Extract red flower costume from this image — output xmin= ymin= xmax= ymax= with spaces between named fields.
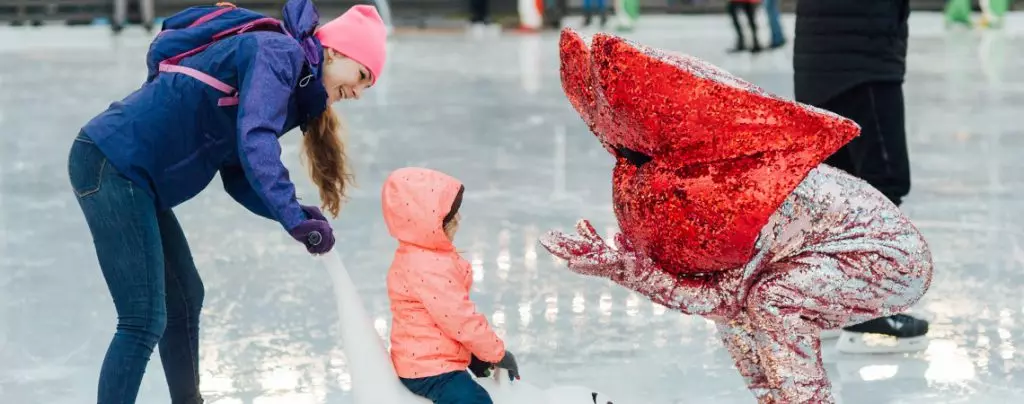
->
xmin=540 ymin=29 xmax=934 ymax=403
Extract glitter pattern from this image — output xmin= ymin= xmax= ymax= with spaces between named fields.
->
xmin=558 ymin=28 xmax=861 ymax=274
xmin=544 ymin=29 xmax=934 ymax=403
xmin=542 ymin=166 xmax=933 ymax=402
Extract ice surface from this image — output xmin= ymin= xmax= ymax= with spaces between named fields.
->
xmin=2 ymin=12 xmax=1024 ymax=404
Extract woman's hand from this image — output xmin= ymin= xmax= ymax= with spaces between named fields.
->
xmin=289 ymin=217 xmax=335 ymax=254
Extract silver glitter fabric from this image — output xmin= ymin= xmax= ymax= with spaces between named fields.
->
xmin=540 ymin=164 xmax=934 ymax=403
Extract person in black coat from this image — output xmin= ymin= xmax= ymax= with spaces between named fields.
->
xmin=469 ymin=0 xmax=490 ymax=25
xmin=793 ymin=0 xmax=931 ymax=353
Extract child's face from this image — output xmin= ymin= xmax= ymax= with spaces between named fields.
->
xmin=444 ymin=213 xmax=461 ymax=241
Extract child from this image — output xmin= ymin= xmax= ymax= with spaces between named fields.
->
xmin=383 ymin=167 xmax=520 ymax=404
xmin=727 ymin=0 xmax=761 ymax=53
xmin=543 ymin=29 xmax=933 ymax=403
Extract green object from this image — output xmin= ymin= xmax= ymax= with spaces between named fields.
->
xmin=945 ymin=0 xmax=973 ymax=26
xmin=988 ymin=0 xmax=1010 ymax=17
xmin=623 ymin=0 xmax=640 ymax=19
xmin=614 ymin=0 xmax=638 ymax=31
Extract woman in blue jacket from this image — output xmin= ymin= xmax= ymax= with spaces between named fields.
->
xmin=67 ymin=1 xmax=387 ymax=402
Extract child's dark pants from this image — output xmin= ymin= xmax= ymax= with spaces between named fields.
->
xmin=401 ymin=370 xmax=493 ymax=404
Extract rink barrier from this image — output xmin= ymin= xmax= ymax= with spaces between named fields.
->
xmin=0 ymin=1 xmax=1008 ymax=28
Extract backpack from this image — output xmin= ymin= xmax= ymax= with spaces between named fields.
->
xmin=145 ymin=2 xmax=291 ymax=107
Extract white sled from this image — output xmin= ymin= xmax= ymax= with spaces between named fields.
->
xmin=319 ymin=251 xmax=617 ymax=404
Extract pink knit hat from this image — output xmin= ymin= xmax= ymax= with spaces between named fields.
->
xmin=315 ymin=5 xmax=387 ymax=85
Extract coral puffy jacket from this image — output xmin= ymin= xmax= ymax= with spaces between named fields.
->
xmin=383 ymin=168 xmax=505 ymax=379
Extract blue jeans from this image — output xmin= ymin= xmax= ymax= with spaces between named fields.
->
xmin=764 ymin=0 xmax=785 ymax=45
xmin=68 ymin=133 xmax=205 ymax=404
xmin=401 ymin=371 xmax=492 ymax=404
xmin=583 ymin=0 xmax=606 ymax=10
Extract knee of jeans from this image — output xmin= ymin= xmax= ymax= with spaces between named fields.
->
xmin=184 ymin=287 xmax=206 ymax=321
xmin=167 ymin=282 xmax=205 ymax=324
xmin=118 ymin=306 xmax=168 ymax=344
xmin=189 ymin=279 xmax=206 ymax=314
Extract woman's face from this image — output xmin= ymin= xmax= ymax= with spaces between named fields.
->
xmin=321 ymin=49 xmax=373 ymax=104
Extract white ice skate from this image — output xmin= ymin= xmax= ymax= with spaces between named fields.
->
xmin=320 ymin=251 xmax=617 ymax=404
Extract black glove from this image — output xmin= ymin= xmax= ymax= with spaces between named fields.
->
xmin=495 ymin=351 xmax=520 ymax=381
xmin=468 ymin=354 xmax=492 ymax=378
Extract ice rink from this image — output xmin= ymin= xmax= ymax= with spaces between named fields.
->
xmin=2 ymin=11 xmax=1024 ymax=404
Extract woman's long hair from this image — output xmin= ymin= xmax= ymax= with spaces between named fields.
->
xmin=302 ymin=108 xmax=353 ymax=218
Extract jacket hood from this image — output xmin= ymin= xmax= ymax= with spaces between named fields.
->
xmin=282 ymin=0 xmax=322 ymax=66
xmin=382 ymin=168 xmax=463 ymax=251
xmin=282 ymin=0 xmax=328 ymax=128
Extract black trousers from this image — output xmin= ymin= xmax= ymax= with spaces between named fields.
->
xmin=819 ymin=81 xmax=911 ymax=206
xmin=728 ymin=2 xmax=759 ymax=49
xmin=469 ymin=0 xmax=489 ymax=23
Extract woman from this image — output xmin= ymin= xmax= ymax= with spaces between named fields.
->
xmin=67 ymin=1 xmax=387 ymax=402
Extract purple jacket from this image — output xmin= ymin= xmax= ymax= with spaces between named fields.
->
xmin=80 ymin=0 xmax=328 ymax=231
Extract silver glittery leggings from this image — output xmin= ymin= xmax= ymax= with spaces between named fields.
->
xmin=716 ymin=164 xmax=933 ymax=403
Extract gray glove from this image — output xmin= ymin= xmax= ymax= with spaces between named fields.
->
xmin=495 ymin=351 xmax=520 ymax=381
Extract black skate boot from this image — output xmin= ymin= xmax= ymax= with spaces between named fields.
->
xmin=832 ymin=314 xmax=930 ymax=354
xmin=750 ymin=38 xmax=763 ymax=53
xmin=727 ymin=38 xmax=747 ymax=54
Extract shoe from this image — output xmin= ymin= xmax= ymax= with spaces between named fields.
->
xmin=726 ymin=39 xmax=747 ymax=54
xmin=834 ymin=314 xmax=930 ymax=354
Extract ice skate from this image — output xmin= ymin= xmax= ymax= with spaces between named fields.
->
xmin=834 ymin=314 xmax=930 ymax=354
xmin=726 ymin=38 xmax=747 ymax=54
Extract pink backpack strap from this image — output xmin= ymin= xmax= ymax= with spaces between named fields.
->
xmin=157 ymin=6 xmax=288 ymax=108
xmin=187 ymin=6 xmax=234 ymax=28
xmin=214 ymin=17 xmax=290 ymax=40
xmin=158 ymin=64 xmax=239 ymax=106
